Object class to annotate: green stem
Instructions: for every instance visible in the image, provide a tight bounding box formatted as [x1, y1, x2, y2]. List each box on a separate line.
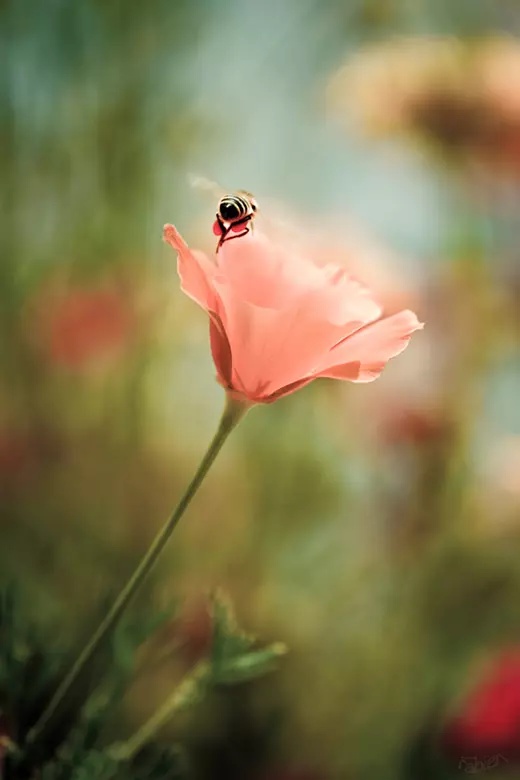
[27, 394, 249, 746]
[110, 661, 211, 762]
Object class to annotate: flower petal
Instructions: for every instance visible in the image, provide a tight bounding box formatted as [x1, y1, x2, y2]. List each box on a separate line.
[218, 231, 382, 328]
[317, 310, 423, 382]
[209, 314, 233, 388]
[217, 232, 304, 309]
[262, 377, 316, 403]
[213, 276, 365, 399]
[321, 268, 382, 326]
[163, 224, 215, 311]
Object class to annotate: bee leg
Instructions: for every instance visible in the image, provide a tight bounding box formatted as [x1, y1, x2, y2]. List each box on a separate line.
[216, 214, 226, 234]
[235, 215, 252, 227]
[219, 216, 253, 246]
[217, 229, 231, 251]
[221, 228, 250, 244]
[216, 215, 232, 251]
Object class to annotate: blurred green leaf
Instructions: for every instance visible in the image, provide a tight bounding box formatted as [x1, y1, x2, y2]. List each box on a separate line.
[111, 603, 177, 680]
[212, 644, 287, 686]
[210, 590, 256, 668]
[210, 590, 287, 687]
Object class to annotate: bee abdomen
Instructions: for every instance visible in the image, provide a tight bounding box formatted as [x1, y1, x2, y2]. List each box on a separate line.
[218, 194, 251, 223]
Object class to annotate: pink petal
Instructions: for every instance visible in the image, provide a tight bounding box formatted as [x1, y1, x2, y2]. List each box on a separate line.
[217, 231, 347, 310]
[262, 377, 316, 403]
[213, 277, 359, 398]
[217, 231, 382, 328]
[209, 315, 232, 388]
[321, 267, 382, 326]
[317, 310, 423, 382]
[217, 232, 300, 309]
[163, 224, 215, 311]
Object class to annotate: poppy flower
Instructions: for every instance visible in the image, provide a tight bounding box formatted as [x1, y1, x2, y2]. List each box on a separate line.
[163, 223, 422, 405]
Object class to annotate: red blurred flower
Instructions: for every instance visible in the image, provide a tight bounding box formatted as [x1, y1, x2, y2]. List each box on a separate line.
[164, 596, 213, 665]
[37, 286, 134, 370]
[441, 649, 520, 766]
[0, 432, 33, 479]
[163, 223, 422, 405]
[382, 404, 455, 448]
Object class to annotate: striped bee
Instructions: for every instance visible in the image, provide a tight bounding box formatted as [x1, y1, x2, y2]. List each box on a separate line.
[215, 191, 258, 250]
[189, 176, 260, 252]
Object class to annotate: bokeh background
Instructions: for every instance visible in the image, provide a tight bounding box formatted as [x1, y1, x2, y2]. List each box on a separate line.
[2, 1, 520, 778]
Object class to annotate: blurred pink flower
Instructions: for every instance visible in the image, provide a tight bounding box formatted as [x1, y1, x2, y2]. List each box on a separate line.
[36, 286, 134, 370]
[163, 224, 422, 405]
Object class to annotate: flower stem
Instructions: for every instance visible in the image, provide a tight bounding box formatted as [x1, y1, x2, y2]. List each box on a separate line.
[110, 661, 211, 762]
[27, 395, 249, 746]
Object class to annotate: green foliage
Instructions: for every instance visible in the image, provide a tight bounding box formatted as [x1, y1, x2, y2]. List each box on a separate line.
[0, 582, 285, 779]
[0, 582, 66, 738]
[109, 590, 287, 767]
[110, 603, 177, 688]
[0, 580, 185, 779]
[209, 590, 287, 686]
[36, 743, 188, 780]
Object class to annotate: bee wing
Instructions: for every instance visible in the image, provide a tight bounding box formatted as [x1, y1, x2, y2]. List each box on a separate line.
[188, 174, 228, 202]
[189, 174, 264, 213]
[188, 173, 307, 247]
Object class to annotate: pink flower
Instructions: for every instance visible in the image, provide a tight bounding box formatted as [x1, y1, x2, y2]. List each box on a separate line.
[163, 224, 423, 405]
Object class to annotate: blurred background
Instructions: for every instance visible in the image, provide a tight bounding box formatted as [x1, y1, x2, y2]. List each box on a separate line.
[2, 0, 520, 777]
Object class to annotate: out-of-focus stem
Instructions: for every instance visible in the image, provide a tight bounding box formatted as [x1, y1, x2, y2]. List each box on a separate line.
[27, 394, 249, 746]
[110, 661, 211, 762]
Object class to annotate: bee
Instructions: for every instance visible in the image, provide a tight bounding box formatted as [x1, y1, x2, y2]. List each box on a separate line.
[215, 191, 258, 250]
[189, 176, 259, 252]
